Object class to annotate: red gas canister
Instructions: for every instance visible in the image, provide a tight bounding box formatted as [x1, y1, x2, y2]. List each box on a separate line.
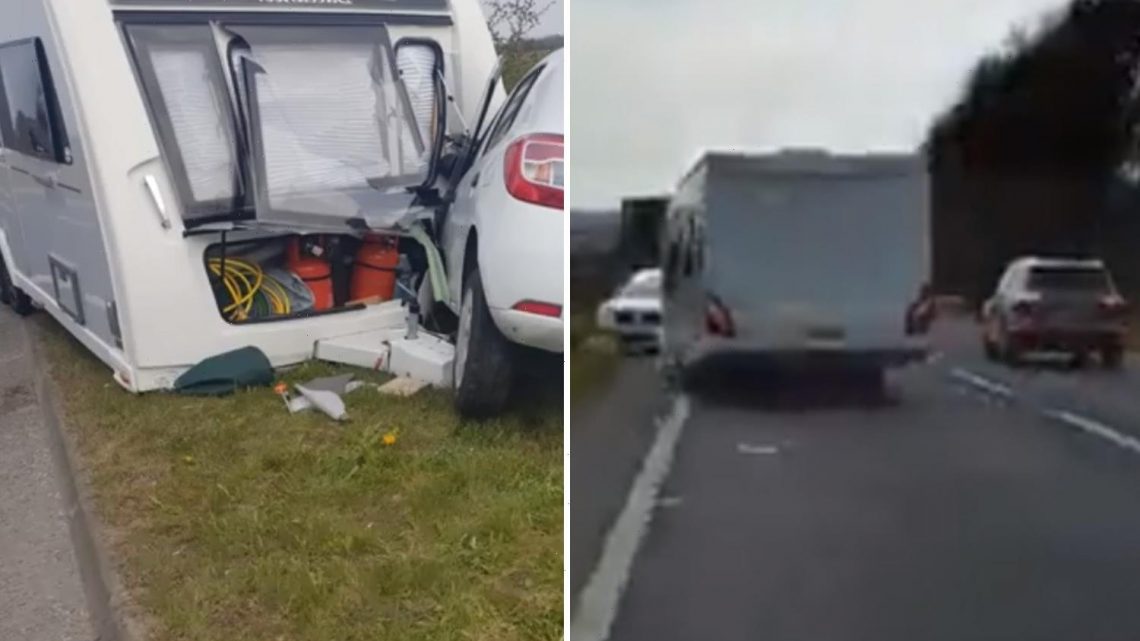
[287, 236, 334, 311]
[350, 235, 400, 303]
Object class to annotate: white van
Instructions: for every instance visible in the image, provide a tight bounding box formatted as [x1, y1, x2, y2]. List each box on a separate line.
[0, 0, 506, 393]
[661, 150, 933, 379]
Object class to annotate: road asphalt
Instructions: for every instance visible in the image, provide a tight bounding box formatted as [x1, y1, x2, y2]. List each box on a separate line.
[572, 318, 1140, 641]
[0, 307, 93, 640]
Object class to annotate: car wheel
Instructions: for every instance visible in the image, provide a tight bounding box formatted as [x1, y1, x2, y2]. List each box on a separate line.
[991, 317, 1014, 365]
[1102, 345, 1124, 371]
[983, 335, 998, 361]
[852, 365, 886, 400]
[453, 269, 514, 419]
[999, 325, 1021, 367]
[0, 249, 33, 316]
[981, 312, 1000, 361]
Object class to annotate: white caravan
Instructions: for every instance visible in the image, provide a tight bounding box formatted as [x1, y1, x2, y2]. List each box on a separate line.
[0, 0, 506, 393]
[661, 150, 933, 377]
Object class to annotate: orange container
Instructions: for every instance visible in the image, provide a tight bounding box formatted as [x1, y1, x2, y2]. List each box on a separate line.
[287, 237, 334, 311]
[350, 235, 400, 302]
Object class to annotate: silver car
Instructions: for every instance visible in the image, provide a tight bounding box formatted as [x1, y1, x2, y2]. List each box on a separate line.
[981, 257, 1128, 368]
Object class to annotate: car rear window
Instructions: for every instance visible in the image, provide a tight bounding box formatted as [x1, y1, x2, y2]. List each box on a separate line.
[1027, 267, 1110, 293]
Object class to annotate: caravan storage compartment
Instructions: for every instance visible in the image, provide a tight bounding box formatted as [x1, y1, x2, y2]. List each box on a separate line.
[204, 233, 421, 324]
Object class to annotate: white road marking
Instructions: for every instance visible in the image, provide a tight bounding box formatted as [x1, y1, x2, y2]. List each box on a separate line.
[571, 394, 691, 641]
[737, 443, 779, 455]
[1043, 409, 1140, 456]
[949, 367, 1014, 400]
[941, 361, 1140, 459]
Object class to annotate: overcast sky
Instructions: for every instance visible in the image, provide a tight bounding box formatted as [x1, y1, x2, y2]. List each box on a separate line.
[568, 0, 1071, 209]
[535, 0, 564, 36]
[481, 0, 564, 38]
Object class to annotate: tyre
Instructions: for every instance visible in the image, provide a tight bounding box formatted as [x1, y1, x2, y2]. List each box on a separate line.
[0, 251, 11, 307]
[1002, 345, 1022, 367]
[1070, 351, 1088, 369]
[1102, 345, 1124, 371]
[452, 269, 514, 419]
[983, 337, 998, 361]
[0, 249, 33, 316]
[852, 365, 886, 399]
[997, 323, 1021, 367]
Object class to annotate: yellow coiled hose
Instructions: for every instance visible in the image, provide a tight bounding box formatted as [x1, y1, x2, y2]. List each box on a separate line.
[207, 257, 292, 321]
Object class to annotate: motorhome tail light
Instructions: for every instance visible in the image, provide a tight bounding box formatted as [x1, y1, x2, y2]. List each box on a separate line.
[513, 300, 562, 318]
[905, 284, 935, 335]
[705, 296, 735, 338]
[504, 133, 564, 210]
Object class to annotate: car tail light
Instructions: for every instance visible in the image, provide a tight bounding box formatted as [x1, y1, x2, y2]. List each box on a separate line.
[504, 133, 563, 210]
[705, 296, 735, 337]
[1100, 294, 1128, 318]
[1011, 300, 1037, 317]
[513, 300, 562, 318]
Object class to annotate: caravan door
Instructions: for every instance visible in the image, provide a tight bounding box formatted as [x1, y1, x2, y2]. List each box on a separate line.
[122, 19, 447, 235]
[0, 36, 110, 336]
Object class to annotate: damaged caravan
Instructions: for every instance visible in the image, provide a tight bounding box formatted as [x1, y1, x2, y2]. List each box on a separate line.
[0, 0, 561, 413]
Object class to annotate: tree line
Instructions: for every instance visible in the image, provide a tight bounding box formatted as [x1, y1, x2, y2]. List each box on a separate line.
[926, 0, 1140, 304]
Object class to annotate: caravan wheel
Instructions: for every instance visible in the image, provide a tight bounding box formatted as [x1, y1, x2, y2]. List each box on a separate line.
[0, 249, 33, 316]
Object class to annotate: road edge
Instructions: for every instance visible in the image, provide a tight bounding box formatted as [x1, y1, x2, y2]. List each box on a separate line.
[571, 393, 691, 641]
[24, 319, 134, 641]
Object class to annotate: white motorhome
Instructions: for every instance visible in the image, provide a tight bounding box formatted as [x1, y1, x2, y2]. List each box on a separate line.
[0, 0, 504, 392]
[661, 150, 933, 379]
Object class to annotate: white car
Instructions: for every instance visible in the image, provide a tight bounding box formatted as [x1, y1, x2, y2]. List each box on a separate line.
[441, 50, 565, 417]
[597, 268, 663, 354]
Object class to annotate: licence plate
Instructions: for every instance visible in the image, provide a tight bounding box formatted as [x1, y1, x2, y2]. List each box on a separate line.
[806, 326, 846, 341]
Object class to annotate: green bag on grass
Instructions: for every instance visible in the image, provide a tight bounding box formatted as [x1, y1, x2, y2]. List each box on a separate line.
[173, 346, 274, 397]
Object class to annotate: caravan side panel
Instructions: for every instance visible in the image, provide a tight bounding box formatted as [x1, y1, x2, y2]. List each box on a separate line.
[0, 0, 125, 362]
[661, 160, 709, 362]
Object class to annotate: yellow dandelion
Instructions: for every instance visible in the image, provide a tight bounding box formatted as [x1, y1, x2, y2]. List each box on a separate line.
[382, 432, 398, 447]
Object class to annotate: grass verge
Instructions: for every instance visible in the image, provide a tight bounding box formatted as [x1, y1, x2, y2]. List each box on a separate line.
[36, 318, 562, 641]
[569, 295, 620, 405]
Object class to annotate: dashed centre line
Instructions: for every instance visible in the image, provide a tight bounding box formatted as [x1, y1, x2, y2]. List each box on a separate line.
[949, 366, 1140, 459]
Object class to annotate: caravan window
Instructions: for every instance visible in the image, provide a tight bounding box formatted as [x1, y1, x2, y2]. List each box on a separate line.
[233, 25, 428, 215]
[396, 40, 443, 149]
[124, 21, 431, 226]
[125, 24, 249, 221]
[0, 38, 71, 164]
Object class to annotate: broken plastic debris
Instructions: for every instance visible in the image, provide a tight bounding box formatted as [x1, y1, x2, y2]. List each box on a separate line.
[279, 375, 367, 421]
[295, 385, 348, 421]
